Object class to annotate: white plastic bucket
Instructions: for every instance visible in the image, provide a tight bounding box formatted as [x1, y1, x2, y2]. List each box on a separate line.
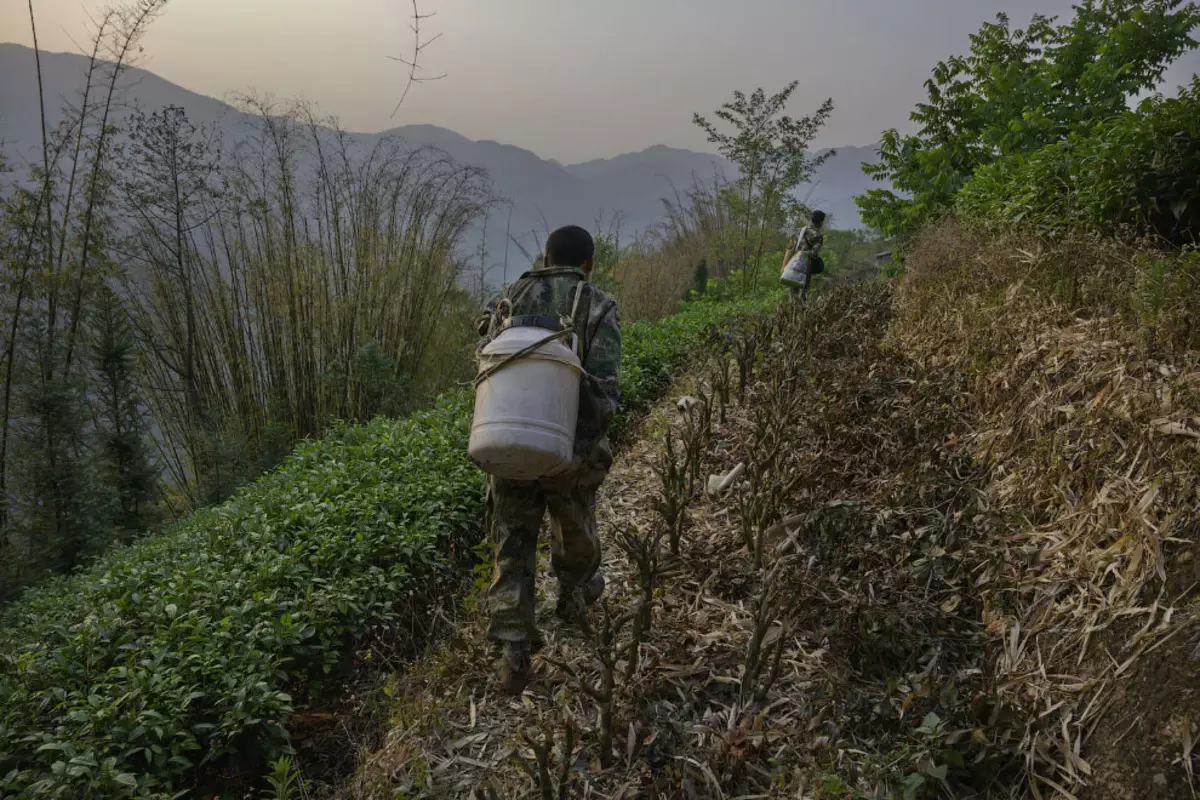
[469, 323, 582, 480]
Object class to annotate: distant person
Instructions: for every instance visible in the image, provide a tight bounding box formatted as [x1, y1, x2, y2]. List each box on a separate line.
[788, 210, 826, 304]
[474, 225, 621, 694]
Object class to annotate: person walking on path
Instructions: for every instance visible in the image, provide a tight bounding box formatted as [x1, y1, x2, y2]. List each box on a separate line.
[786, 210, 826, 303]
[475, 225, 622, 694]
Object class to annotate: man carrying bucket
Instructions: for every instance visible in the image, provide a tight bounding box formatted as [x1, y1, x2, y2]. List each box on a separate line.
[474, 225, 621, 694]
[782, 210, 826, 303]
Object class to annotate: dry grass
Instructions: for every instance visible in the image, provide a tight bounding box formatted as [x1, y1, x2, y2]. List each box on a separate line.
[894, 221, 1200, 798]
[338, 222, 1200, 798]
[608, 178, 747, 322]
[608, 241, 702, 322]
[342, 283, 927, 799]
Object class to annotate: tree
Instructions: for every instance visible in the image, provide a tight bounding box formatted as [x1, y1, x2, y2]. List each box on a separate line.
[1, 0, 484, 598]
[91, 287, 158, 539]
[13, 319, 98, 573]
[1, 0, 169, 588]
[956, 75, 1200, 242]
[857, 0, 1200, 243]
[694, 83, 834, 287]
[592, 228, 622, 295]
[122, 105, 221, 444]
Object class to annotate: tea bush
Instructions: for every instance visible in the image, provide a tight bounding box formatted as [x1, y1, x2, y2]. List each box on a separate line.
[0, 393, 480, 798]
[0, 291, 777, 798]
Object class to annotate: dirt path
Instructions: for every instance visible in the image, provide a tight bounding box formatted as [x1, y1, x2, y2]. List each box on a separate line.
[344, 382, 789, 797]
[344, 285, 898, 798]
[339, 285, 893, 798]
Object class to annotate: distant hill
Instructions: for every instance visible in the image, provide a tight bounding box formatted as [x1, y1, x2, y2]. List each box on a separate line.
[563, 142, 882, 233]
[0, 42, 885, 284]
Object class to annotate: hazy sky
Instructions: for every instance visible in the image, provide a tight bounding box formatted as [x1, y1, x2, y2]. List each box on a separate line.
[4, 0, 1198, 163]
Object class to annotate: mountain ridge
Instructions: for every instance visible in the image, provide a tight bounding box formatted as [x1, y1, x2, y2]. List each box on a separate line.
[0, 42, 884, 279]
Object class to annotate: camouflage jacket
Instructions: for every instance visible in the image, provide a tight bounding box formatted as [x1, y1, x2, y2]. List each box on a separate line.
[796, 225, 824, 257]
[476, 266, 621, 470]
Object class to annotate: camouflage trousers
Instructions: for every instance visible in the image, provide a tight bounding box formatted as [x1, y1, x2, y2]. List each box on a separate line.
[485, 466, 606, 645]
[789, 271, 812, 303]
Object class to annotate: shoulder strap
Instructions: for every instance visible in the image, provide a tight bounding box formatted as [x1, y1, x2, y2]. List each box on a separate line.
[569, 277, 594, 364]
[490, 271, 603, 363]
[485, 271, 538, 338]
[481, 271, 531, 342]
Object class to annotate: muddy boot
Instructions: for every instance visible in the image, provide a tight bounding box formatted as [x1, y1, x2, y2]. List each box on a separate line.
[555, 572, 606, 624]
[497, 641, 533, 695]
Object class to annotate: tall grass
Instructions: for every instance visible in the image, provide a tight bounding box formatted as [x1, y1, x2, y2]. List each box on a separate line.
[609, 178, 880, 321]
[122, 100, 491, 502]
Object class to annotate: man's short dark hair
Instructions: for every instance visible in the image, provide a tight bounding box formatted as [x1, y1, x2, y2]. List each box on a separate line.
[544, 225, 595, 267]
[811, 210, 827, 225]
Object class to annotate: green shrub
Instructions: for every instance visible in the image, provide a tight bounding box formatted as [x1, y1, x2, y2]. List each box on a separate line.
[0, 291, 776, 798]
[857, 3, 1200, 244]
[0, 393, 480, 798]
[958, 77, 1200, 243]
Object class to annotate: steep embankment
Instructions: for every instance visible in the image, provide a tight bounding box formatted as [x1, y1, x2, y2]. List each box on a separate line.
[888, 223, 1200, 800]
[351, 225, 1200, 799]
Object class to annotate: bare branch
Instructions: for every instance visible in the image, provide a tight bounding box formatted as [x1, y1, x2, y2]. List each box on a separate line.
[390, 0, 448, 118]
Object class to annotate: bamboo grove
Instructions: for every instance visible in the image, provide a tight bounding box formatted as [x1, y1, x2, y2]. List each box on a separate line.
[0, 3, 491, 599]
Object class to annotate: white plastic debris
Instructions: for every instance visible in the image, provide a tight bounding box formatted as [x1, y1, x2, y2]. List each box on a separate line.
[706, 462, 745, 496]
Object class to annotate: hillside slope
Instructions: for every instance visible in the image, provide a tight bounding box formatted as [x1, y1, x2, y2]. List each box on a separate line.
[347, 226, 1200, 799]
[0, 281, 778, 798]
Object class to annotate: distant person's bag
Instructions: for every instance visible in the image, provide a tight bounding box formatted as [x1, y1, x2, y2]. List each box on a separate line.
[779, 251, 807, 288]
[810, 255, 825, 275]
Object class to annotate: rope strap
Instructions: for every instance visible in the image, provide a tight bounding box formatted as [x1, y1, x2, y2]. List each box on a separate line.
[474, 325, 577, 387]
[476, 279, 589, 387]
